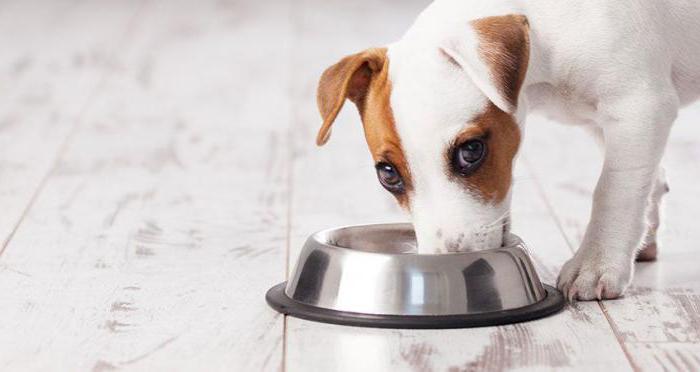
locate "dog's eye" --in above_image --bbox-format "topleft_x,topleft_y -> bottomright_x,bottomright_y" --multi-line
452,139 -> 487,176
375,162 -> 404,193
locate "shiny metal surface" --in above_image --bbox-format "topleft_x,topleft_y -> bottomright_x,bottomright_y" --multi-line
285,223 -> 546,316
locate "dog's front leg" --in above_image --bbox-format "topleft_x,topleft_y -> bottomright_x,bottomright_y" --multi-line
557,92 -> 678,301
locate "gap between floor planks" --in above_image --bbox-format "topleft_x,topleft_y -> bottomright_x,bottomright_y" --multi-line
0,0 -> 148,258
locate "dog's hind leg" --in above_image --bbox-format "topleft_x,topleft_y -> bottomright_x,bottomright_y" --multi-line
637,168 -> 669,261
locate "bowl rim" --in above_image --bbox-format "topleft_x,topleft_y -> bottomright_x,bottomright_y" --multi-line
308,222 -> 526,257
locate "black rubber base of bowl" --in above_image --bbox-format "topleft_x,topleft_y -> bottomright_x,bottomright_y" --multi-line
266,282 -> 565,329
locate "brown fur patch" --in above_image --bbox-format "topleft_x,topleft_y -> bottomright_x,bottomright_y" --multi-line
360,52 -> 412,208
316,48 -> 412,208
316,49 -> 384,145
447,104 -> 521,203
471,15 -> 530,109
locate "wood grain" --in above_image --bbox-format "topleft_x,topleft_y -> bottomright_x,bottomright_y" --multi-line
0,0 -> 143,254
0,0 -> 291,370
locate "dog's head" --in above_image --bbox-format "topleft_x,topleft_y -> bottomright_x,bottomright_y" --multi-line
316,15 -> 529,253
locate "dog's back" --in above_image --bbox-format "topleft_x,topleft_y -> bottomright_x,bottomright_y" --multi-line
522,0 -> 700,105
418,0 -> 700,106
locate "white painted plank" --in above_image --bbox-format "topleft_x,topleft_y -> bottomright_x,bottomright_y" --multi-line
0,0 -> 292,370
0,0 -> 143,250
284,0 -> 631,370
523,102 -> 700,370
626,343 -> 700,372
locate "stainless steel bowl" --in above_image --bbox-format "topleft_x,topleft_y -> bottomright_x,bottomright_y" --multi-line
266,223 -> 564,328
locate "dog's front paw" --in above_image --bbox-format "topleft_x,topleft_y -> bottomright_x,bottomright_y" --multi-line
556,250 -> 633,301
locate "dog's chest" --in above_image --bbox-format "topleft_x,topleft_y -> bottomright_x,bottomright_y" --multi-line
524,82 -> 600,126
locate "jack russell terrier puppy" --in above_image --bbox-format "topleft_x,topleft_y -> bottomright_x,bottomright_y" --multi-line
314,0 -> 700,301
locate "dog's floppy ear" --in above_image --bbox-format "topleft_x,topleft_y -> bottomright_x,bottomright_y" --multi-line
440,15 -> 529,113
316,48 -> 386,146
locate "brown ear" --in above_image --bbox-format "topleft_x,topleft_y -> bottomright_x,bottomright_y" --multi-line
471,15 -> 530,110
316,48 -> 386,146
440,15 -> 529,113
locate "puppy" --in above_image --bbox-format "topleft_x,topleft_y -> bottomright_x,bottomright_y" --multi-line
315,0 -> 700,300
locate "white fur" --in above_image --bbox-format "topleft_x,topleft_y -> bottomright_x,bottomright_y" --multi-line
385,0 -> 700,299
388,33 -> 507,253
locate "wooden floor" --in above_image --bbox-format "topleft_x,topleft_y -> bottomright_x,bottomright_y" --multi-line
0,0 -> 698,371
